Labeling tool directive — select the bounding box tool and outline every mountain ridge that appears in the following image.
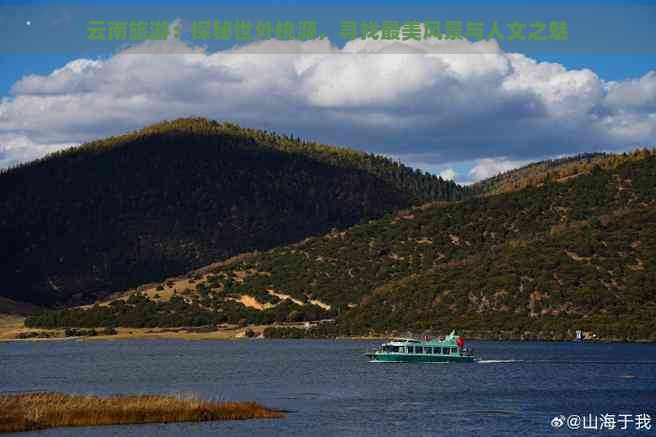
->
[24,147,656,341]
[1,118,465,307]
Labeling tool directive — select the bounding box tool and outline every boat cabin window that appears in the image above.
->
[451,347,457,354]
[415,346,423,354]
[443,347,450,355]
[382,345,400,352]
[425,347,432,354]
[407,346,414,353]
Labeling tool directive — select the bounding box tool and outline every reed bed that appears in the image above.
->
[0,392,283,433]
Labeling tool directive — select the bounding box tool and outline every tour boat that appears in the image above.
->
[366,331,476,363]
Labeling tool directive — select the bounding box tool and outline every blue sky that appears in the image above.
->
[1,0,655,183]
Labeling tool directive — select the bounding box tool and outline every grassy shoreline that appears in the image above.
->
[0,316,268,342]
[0,393,283,434]
[3,315,654,343]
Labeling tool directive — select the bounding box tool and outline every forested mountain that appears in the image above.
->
[470,151,651,196]
[28,148,656,340]
[0,118,465,307]
[340,205,656,340]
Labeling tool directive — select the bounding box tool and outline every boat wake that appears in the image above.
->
[478,359,656,365]
[367,360,449,364]
[529,360,656,365]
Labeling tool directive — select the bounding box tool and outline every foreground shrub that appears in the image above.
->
[0,393,283,433]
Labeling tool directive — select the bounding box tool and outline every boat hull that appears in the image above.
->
[366,353,475,363]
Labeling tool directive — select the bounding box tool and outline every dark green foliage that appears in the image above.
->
[470,152,607,195]
[11,122,656,338]
[15,331,56,339]
[24,293,335,328]
[64,328,98,337]
[263,327,307,339]
[203,153,656,338]
[263,325,338,339]
[0,118,466,307]
[340,206,656,337]
[204,153,655,304]
[25,150,656,334]
[101,327,118,336]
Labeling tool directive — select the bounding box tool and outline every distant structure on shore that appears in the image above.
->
[575,330,598,342]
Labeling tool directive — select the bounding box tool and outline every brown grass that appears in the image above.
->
[0,393,283,433]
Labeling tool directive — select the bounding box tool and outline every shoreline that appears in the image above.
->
[2,329,654,346]
[3,314,654,344]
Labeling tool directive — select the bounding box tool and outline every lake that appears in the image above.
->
[1,339,655,436]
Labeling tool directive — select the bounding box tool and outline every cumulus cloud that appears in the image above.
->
[604,70,656,112]
[468,158,531,182]
[0,133,74,169]
[439,168,457,181]
[0,22,655,173]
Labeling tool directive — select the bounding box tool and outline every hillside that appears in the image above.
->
[0,118,465,307]
[0,297,40,316]
[340,205,656,340]
[26,149,656,340]
[470,151,652,196]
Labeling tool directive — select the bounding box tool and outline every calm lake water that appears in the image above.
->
[1,339,655,436]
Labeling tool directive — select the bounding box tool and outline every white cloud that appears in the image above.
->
[604,70,656,111]
[439,168,457,181]
[468,158,531,182]
[0,133,74,169]
[0,22,655,171]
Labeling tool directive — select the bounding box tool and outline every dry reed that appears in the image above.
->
[0,392,283,433]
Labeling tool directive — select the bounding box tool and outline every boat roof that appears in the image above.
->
[387,337,455,343]
[389,338,422,343]
[385,331,459,345]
